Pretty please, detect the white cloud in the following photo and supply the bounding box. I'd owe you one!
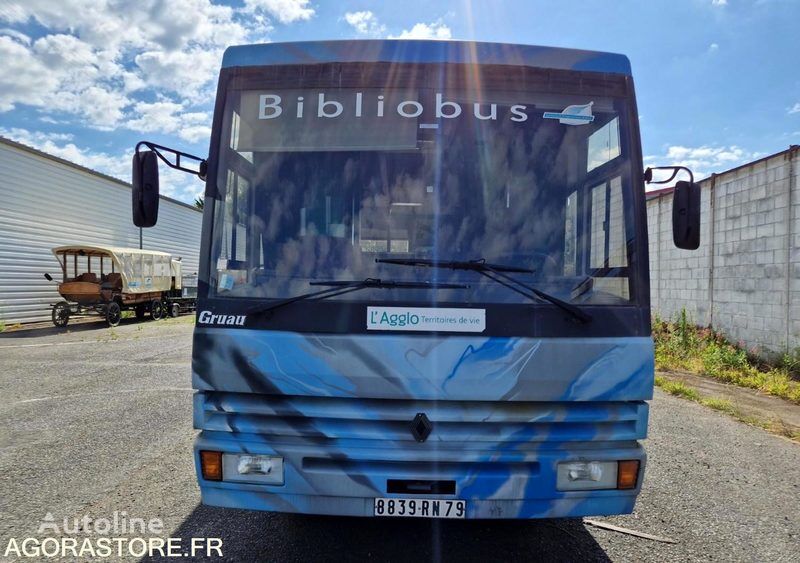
[0,33,128,126]
[133,47,224,104]
[0,126,130,179]
[0,27,30,45]
[56,87,130,130]
[244,0,314,24]
[0,35,59,111]
[0,0,252,54]
[38,116,66,125]
[646,144,762,182]
[708,42,719,52]
[788,102,800,115]
[0,127,73,144]
[344,11,386,36]
[711,0,727,6]
[389,20,452,40]
[126,101,211,143]
[0,0,276,127]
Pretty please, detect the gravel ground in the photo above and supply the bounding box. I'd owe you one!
[0,319,798,562]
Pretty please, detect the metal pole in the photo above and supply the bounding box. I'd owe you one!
[708,174,716,328]
[785,146,798,352]
[139,227,143,250]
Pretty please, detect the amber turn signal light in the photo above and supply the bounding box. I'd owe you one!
[200,450,223,481]
[617,460,640,489]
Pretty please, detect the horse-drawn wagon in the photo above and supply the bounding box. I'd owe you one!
[45,245,195,327]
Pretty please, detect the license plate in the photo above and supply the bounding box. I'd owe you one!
[373,498,466,519]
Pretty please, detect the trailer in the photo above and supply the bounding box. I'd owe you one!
[165,261,198,318]
[45,245,196,327]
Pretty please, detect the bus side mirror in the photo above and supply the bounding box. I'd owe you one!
[672,180,700,250]
[132,150,160,227]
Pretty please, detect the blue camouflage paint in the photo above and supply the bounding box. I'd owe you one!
[221,40,632,76]
[192,328,653,518]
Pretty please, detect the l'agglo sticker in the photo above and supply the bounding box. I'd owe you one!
[367,306,485,332]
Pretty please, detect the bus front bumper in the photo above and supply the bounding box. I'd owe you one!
[194,432,646,519]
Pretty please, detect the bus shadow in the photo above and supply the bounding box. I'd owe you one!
[143,504,611,562]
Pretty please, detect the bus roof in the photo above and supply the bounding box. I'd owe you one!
[221,40,632,76]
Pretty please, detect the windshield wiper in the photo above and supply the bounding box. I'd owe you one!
[249,278,468,317]
[377,257,534,273]
[376,258,591,324]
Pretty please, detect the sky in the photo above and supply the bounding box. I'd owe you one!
[0,0,798,203]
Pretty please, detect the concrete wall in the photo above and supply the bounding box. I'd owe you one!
[647,146,800,356]
[0,138,203,324]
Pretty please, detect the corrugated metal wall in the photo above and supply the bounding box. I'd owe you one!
[0,138,203,324]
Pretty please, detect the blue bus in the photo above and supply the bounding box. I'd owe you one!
[132,40,699,519]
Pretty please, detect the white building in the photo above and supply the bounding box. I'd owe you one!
[0,137,203,325]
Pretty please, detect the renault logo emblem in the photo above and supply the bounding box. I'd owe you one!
[410,412,433,442]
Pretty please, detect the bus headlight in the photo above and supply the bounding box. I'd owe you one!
[222,454,284,485]
[556,461,618,491]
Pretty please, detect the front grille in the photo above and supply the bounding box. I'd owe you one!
[195,392,647,444]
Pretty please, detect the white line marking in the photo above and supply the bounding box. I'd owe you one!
[0,335,189,349]
[13,387,194,406]
[584,520,678,544]
[419,123,439,129]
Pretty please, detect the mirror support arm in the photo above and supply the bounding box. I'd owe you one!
[135,141,207,181]
[644,165,694,186]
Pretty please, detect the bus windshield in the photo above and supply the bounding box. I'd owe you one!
[210,70,637,306]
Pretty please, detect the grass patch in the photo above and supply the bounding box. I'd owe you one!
[0,321,22,332]
[654,375,701,401]
[160,314,196,325]
[653,310,800,404]
[699,397,738,416]
[738,415,800,442]
[655,376,799,442]
[97,328,119,342]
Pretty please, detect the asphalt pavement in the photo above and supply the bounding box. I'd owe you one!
[0,318,798,562]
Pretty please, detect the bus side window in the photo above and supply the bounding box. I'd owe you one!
[587,117,620,172]
[217,169,251,267]
[607,177,627,268]
[590,177,627,269]
[590,182,607,269]
[563,190,577,276]
[588,176,629,300]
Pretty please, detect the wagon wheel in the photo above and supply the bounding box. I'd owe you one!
[150,299,164,320]
[135,304,146,320]
[52,301,70,327]
[170,303,180,318]
[106,302,122,327]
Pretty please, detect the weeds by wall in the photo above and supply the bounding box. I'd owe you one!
[653,309,800,404]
